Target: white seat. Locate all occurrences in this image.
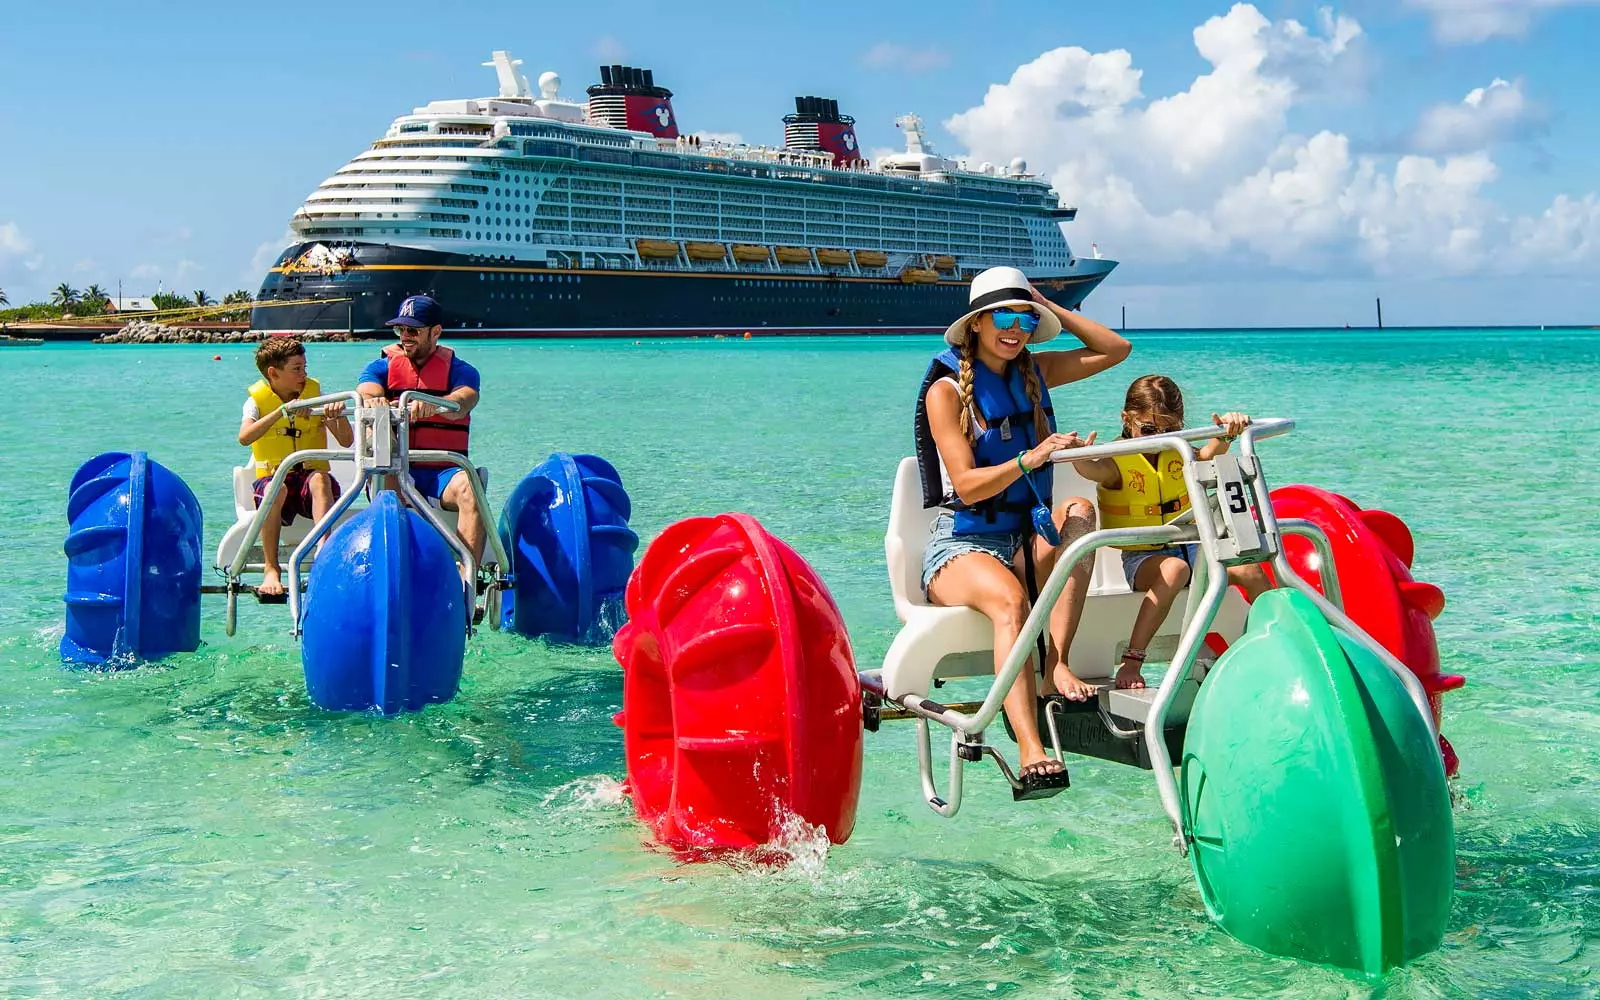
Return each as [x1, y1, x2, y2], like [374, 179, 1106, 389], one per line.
[214, 451, 363, 574]
[880, 456, 1248, 701]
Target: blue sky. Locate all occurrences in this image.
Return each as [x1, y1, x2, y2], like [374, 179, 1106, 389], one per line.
[2, 0, 1597, 326]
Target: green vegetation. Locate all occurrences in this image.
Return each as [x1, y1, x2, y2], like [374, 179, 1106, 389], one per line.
[0, 281, 258, 324]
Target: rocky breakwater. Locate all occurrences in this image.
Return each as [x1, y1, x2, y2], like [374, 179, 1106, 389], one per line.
[95, 321, 352, 344]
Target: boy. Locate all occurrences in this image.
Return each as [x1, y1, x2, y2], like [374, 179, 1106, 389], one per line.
[238, 338, 353, 598]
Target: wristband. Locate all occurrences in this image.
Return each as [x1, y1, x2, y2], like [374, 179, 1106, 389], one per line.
[278, 405, 289, 422]
[1016, 453, 1031, 474]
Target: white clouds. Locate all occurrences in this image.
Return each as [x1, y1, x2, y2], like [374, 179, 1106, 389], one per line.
[860, 42, 950, 73]
[0, 222, 43, 286]
[1403, 0, 1597, 43]
[0, 222, 30, 258]
[1412, 78, 1546, 153]
[593, 35, 627, 64]
[942, 4, 1598, 281]
[1509, 193, 1600, 268]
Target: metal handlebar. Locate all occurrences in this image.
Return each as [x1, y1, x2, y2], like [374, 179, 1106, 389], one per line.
[396, 390, 462, 415]
[281, 390, 362, 415]
[1045, 417, 1295, 466]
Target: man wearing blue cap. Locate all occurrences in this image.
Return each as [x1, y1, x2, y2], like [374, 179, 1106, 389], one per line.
[357, 295, 486, 569]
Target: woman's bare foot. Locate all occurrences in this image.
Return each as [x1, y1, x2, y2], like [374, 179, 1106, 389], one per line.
[1052, 663, 1096, 701]
[259, 566, 286, 597]
[1114, 659, 1146, 689]
[1019, 754, 1065, 778]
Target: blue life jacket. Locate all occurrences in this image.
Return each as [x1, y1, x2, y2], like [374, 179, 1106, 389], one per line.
[913, 349, 1055, 535]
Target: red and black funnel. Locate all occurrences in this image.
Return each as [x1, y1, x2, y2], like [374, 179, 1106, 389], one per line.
[784, 96, 862, 165]
[587, 64, 679, 138]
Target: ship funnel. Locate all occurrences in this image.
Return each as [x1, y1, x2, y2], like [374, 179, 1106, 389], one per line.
[783, 95, 862, 166]
[586, 64, 680, 138]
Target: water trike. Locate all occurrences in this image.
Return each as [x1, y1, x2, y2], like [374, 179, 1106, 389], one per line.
[612, 418, 1461, 974]
[61, 390, 639, 711]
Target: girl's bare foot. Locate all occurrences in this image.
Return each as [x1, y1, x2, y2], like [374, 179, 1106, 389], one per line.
[1052, 663, 1096, 701]
[259, 566, 286, 597]
[1114, 659, 1146, 689]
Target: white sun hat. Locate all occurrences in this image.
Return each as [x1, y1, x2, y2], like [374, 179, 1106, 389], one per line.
[942, 266, 1062, 347]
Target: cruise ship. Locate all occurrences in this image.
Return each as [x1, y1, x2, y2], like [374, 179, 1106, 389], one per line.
[252, 51, 1117, 337]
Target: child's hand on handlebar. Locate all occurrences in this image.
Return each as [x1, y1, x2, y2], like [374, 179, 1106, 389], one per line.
[321, 401, 347, 421]
[1211, 412, 1251, 439]
[1025, 431, 1097, 469]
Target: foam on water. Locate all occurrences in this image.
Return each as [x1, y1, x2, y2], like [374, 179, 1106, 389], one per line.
[1, 332, 1597, 997]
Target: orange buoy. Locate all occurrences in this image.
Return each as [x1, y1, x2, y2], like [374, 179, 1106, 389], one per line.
[212, 354, 222, 361]
[743, 331, 752, 339]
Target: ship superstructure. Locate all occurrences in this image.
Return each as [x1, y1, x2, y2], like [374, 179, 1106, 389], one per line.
[254, 50, 1116, 336]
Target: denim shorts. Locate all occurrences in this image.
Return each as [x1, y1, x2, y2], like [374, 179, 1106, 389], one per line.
[921, 513, 1023, 594]
[1121, 543, 1198, 588]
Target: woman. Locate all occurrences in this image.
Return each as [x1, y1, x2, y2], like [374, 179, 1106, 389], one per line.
[912, 266, 1131, 790]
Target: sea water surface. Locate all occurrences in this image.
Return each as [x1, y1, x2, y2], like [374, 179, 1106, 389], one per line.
[1, 331, 1596, 998]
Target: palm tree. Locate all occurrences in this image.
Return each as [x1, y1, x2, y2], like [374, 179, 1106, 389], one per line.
[80, 284, 110, 311]
[51, 283, 80, 306]
[192, 289, 213, 307]
[0, 287, 9, 307]
[220, 289, 253, 321]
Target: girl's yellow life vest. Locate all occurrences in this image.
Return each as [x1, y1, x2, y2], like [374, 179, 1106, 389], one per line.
[247, 377, 329, 477]
[1097, 448, 1191, 551]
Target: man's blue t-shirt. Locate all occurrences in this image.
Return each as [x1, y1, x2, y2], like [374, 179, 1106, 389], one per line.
[358, 352, 481, 394]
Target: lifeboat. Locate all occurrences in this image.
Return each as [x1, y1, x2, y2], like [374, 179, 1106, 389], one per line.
[732, 244, 771, 263]
[816, 248, 851, 267]
[775, 246, 814, 265]
[685, 242, 727, 261]
[932, 255, 957, 273]
[899, 267, 940, 284]
[635, 239, 680, 260]
[853, 250, 887, 268]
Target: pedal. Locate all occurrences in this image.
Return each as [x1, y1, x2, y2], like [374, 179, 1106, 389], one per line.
[472, 604, 485, 625]
[1013, 766, 1070, 801]
[254, 588, 289, 605]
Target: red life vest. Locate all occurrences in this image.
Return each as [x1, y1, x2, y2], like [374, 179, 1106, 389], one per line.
[382, 343, 470, 463]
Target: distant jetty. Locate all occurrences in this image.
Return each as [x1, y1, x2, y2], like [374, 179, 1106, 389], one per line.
[92, 320, 353, 345]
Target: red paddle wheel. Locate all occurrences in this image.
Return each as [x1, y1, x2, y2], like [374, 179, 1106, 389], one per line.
[1270, 485, 1464, 776]
[612, 514, 864, 851]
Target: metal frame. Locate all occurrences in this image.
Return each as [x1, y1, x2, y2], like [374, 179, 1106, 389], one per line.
[861, 418, 1444, 850]
[220, 390, 513, 639]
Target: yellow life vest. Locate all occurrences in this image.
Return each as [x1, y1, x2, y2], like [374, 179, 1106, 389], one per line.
[247, 377, 329, 477]
[1097, 448, 1191, 551]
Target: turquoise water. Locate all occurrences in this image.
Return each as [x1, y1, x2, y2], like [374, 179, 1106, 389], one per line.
[1, 331, 1596, 998]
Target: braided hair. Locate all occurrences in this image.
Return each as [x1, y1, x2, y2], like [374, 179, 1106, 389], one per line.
[957, 334, 978, 443]
[1017, 346, 1051, 441]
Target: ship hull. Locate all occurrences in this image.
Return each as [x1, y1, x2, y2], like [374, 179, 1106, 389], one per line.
[251, 243, 1117, 337]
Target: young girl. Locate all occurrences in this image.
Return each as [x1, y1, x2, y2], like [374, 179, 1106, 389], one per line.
[1070, 375, 1270, 689]
[915, 266, 1131, 792]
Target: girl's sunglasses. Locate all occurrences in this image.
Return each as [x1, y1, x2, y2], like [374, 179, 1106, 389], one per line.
[989, 308, 1040, 333]
[1136, 421, 1181, 436]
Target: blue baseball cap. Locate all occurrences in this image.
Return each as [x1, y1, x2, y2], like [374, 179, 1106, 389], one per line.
[387, 295, 442, 328]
